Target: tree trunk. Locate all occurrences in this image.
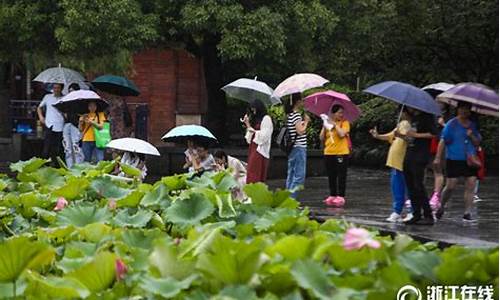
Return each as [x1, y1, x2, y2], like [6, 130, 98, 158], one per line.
[201, 36, 227, 144]
[0, 63, 10, 137]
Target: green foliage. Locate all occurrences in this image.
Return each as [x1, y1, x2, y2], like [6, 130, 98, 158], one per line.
[0, 161, 497, 298]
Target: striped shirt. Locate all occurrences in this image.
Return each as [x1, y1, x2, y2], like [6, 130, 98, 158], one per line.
[287, 112, 307, 148]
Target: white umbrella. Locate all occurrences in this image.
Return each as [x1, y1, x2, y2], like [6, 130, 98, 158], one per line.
[106, 138, 160, 156]
[272, 73, 329, 98]
[221, 78, 281, 106]
[34, 65, 87, 94]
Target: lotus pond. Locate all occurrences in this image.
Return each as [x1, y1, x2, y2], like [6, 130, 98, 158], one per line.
[0, 158, 497, 299]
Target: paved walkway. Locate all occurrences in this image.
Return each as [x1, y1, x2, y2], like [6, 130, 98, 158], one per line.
[268, 168, 498, 248]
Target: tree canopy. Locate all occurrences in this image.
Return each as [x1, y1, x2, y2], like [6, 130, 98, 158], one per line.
[0, 0, 498, 140]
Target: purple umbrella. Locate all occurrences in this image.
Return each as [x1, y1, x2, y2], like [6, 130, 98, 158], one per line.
[272, 73, 329, 98]
[436, 83, 499, 117]
[304, 90, 361, 122]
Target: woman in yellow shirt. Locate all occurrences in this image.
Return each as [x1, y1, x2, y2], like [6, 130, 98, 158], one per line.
[79, 101, 106, 163]
[320, 104, 351, 207]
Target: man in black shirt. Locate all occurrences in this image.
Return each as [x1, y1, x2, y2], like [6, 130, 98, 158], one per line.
[396, 108, 437, 225]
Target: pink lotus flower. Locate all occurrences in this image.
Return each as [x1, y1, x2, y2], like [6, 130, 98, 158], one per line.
[343, 227, 381, 250]
[174, 237, 182, 246]
[108, 199, 117, 210]
[53, 197, 68, 211]
[115, 258, 127, 281]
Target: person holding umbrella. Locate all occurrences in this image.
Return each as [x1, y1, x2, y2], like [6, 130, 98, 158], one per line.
[61, 83, 85, 167]
[363, 81, 441, 225]
[79, 101, 107, 163]
[37, 83, 65, 164]
[243, 99, 274, 183]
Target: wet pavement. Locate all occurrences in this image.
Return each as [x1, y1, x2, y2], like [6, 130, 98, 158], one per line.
[268, 168, 499, 248]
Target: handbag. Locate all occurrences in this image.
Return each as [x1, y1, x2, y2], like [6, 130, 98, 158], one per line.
[94, 122, 111, 149]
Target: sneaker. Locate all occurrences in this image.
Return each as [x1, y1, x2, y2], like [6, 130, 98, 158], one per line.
[323, 196, 336, 206]
[402, 213, 414, 222]
[462, 213, 475, 222]
[332, 196, 345, 207]
[429, 192, 441, 211]
[473, 195, 483, 203]
[403, 215, 421, 225]
[386, 212, 402, 223]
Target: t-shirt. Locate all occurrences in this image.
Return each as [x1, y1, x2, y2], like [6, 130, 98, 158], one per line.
[405, 113, 437, 162]
[441, 117, 481, 161]
[81, 112, 106, 142]
[323, 120, 350, 155]
[287, 112, 307, 148]
[39, 93, 65, 132]
[386, 120, 411, 171]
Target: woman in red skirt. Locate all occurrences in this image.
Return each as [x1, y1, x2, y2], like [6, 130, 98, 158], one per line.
[243, 99, 274, 183]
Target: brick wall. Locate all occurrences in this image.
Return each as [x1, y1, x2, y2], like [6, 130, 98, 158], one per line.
[127, 48, 207, 145]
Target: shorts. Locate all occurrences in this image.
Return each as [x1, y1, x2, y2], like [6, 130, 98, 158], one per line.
[446, 159, 477, 178]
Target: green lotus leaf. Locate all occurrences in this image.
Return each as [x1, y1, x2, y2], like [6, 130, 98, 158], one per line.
[0, 178, 8, 192]
[243, 183, 273, 207]
[161, 174, 187, 191]
[95, 160, 118, 174]
[266, 235, 312, 261]
[150, 212, 165, 229]
[435, 246, 493, 285]
[213, 171, 238, 192]
[140, 275, 197, 298]
[25, 271, 90, 299]
[18, 192, 50, 218]
[217, 285, 259, 300]
[9, 157, 49, 174]
[112, 209, 153, 228]
[30, 167, 66, 187]
[90, 177, 131, 199]
[67, 251, 117, 293]
[327, 244, 386, 271]
[56, 205, 111, 227]
[290, 259, 335, 300]
[215, 193, 237, 218]
[164, 193, 215, 226]
[398, 251, 441, 282]
[180, 222, 235, 258]
[36, 226, 76, 243]
[254, 208, 298, 233]
[196, 234, 263, 286]
[120, 228, 163, 249]
[64, 241, 98, 258]
[79, 223, 113, 242]
[0, 280, 27, 298]
[120, 163, 142, 178]
[0, 236, 55, 283]
[260, 263, 296, 296]
[149, 238, 195, 280]
[57, 256, 94, 274]
[140, 183, 171, 208]
[32, 207, 57, 223]
[116, 190, 145, 208]
[52, 177, 90, 200]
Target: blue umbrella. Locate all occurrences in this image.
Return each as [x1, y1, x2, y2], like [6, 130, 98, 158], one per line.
[363, 81, 441, 115]
[92, 74, 140, 96]
[161, 125, 217, 144]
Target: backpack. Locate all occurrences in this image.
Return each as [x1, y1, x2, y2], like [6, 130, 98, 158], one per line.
[275, 114, 296, 155]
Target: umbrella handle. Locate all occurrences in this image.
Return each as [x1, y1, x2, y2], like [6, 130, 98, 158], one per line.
[397, 104, 405, 124]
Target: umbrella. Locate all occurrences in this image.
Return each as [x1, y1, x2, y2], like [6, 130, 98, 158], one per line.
[422, 82, 455, 98]
[221, 78, 280, 106]
[304, 90, 361, 122]
[34, 66, 86, 88]
[272, 73, 329, 98]
[436, 83, 499, 117]
[92, 74, 140, 96]
[106, 138, 160, 156]
[162, 125, 218, 144]
[363, 81, 441, 115]
[53, 90, 109, 114]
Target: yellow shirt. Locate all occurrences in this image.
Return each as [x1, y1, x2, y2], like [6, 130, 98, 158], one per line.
[324, 120, 351, 155]
[81, 112, 106, 142]
[384, 120, 411, 171]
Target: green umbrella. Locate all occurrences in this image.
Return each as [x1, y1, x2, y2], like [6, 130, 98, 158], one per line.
[92, 75, 140, 96]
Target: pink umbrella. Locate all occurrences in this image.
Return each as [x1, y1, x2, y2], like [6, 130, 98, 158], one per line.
[304, 90, 361, 122]
[272, 73, 329, 98]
